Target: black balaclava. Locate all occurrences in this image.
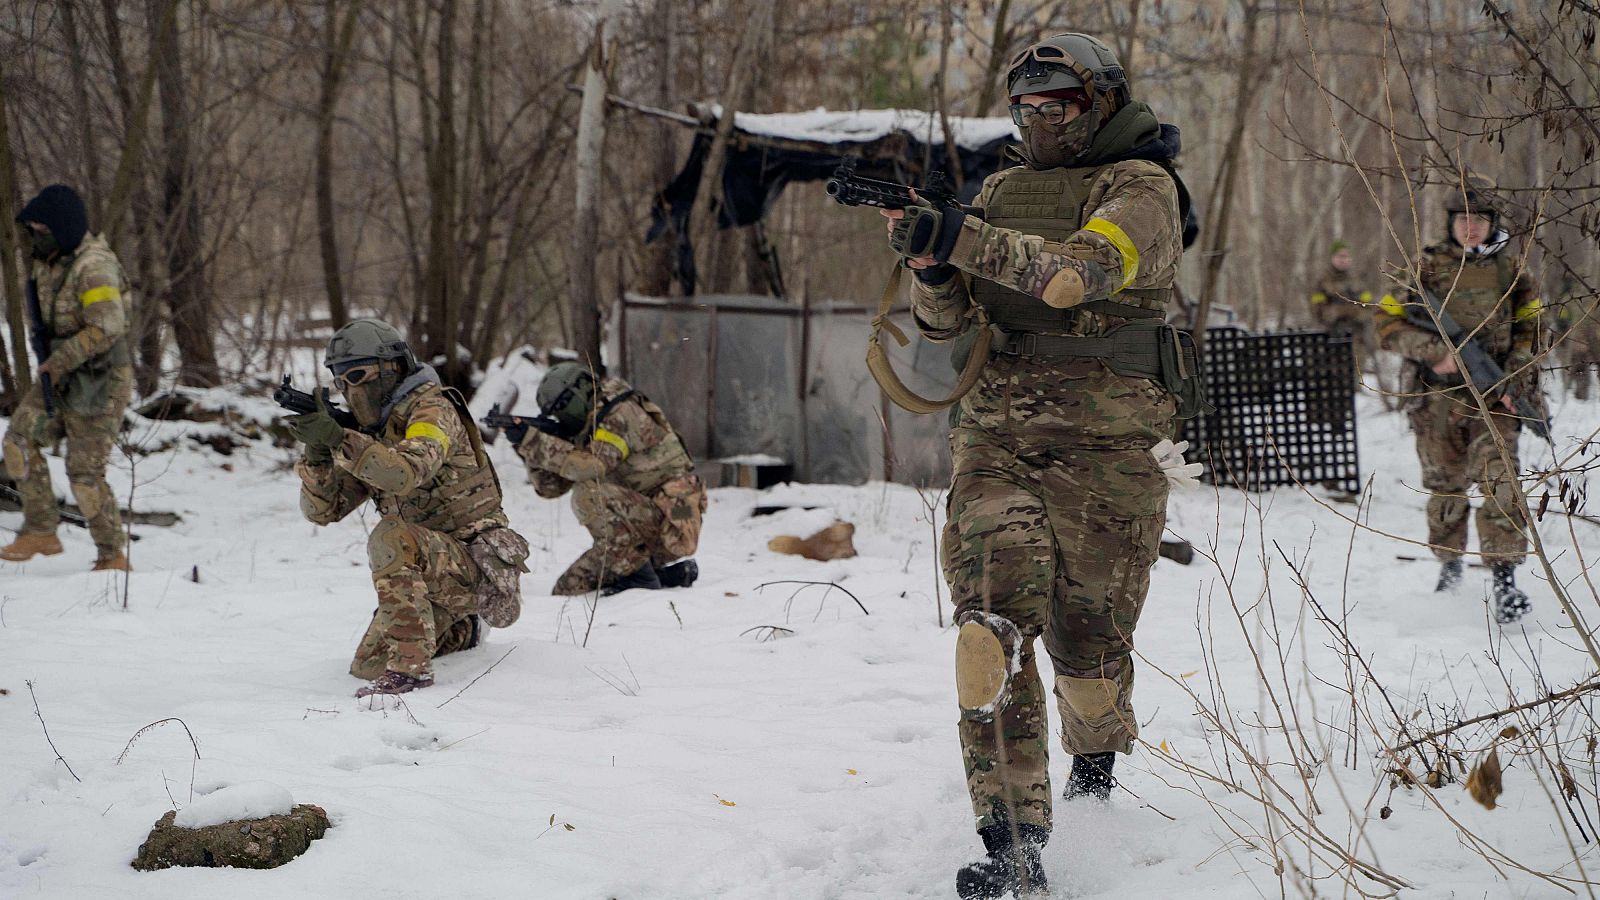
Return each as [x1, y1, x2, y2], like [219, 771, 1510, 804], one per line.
[17, 185, 88, 261]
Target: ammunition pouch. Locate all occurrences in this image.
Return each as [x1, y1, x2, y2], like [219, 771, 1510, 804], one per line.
[997, 322, 1212, 418]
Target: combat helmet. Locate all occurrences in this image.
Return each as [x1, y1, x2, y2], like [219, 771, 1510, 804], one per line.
[1444, 174, 1500, 221]
[537, 361, 597, 434]
[324, 318, 418, 427]
[1005, 34, 1130, 166]
[325, 318, 417, 371]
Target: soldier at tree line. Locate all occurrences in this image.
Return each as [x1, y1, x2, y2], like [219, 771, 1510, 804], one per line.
[1, 184, 134, 571]
[1310, 238, 1382, 369]
[508, 362, 704, 597]
[286, 318, 530, 697]
[1374, 175, 1542, 624]
[882, 32, 1201, 899]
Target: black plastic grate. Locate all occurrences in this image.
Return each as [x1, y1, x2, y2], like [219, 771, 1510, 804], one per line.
[1181, 327, 1361, 494]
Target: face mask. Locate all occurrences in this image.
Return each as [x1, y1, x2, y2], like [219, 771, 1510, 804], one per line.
[1020, 112, 1094, 169]
[338, 363, 401, 428]
[28, 230, 58, 261]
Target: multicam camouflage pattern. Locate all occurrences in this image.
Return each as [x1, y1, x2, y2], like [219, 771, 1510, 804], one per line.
[1376, 241, 1540, 567]
[515, 377, 706, 595]
[915, 160, 1182, 340]
[350, 519, 480, 679]
[1310, 265, 1373, 342]
[911, 162, 1181, 832]
[1408, 396, 1526, 565]
[297, 379, 511, 679]
[1, 233, 133, 560]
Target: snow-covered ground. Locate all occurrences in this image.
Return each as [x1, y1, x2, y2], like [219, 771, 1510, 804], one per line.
[3, 385, 1599, 899]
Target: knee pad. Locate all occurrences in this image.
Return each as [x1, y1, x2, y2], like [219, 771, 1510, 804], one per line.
[1054, 674, 1121, 721]
[69, 479, 109, 520]
[955, 612, 1022, 719]
[3, 432, 30, 479]
[1430, 494, 1469, 524]
[368, 518, 424, 578]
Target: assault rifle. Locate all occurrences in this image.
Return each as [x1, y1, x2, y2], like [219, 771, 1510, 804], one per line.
[0, 482, 88, 528]
[825, 158, 965, 213]
[479, 404, 572, 445]
[1406, 285, 1550, 440]
[272, 375, 361, 430]
[24, 279, 54, 416]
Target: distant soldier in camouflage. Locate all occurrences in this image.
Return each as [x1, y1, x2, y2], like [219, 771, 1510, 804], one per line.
[1551, 276, 1598, 400]
[2, 185, 133, 570]
[287, 319, 529, 697]
[883, 33, 1199, 899]
[510, 362, 704, 596]
[1375, 176, 1541, 623]
[1310, 239, 1381, 370]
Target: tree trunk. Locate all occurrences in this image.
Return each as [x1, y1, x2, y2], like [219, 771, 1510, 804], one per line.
[686, 0, 773, 296]
[0, 62, 24, 400]
[1191, 0, 1264, 353]
[569, 0, 626, 371]
[102, 0, 168, 396]
[974, 0, 1014, 117]
[61, 0, 104, 222]
[152, 0, 220, 386]
[637, 0, 678, 297]
[422, 0, 462, 384]
[315, 0, 362, 331]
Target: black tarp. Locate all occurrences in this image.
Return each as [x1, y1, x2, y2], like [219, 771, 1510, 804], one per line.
[649, 115, 1014, 294]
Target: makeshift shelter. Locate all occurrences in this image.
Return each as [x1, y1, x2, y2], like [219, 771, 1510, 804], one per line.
[626, 107, 1020, 486]
[649, 106, 1019, 295]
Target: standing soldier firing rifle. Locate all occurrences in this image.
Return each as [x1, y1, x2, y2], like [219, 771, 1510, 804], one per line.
[872, 33, 1204, 899]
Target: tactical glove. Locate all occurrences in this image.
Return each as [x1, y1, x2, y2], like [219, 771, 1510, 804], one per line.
[503, 421, 530, 447]
[1151, 439, 1204, 490]
[888, 201, 965, 263]
[286, 392, 346, 464]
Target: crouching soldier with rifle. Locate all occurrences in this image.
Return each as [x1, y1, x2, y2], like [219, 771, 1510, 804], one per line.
[2, 185, 133, 570]
[282, 319, 529, 697]
[1376, 175, 1544, 624]
[494, 362, 704, 596]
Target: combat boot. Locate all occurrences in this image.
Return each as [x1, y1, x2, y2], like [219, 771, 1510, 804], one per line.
[1435, 558, 1464, 592]
[92, 553, 131, 572]
[0, 531, 63, 562]
[657, 558, 699, 588]
[355, 670, 434, 698]
[1491, 564, 1530, 624]
[600, 562, 662, 596]
[956, 822, 1049, 900]
[1064, 751, 1117, 802]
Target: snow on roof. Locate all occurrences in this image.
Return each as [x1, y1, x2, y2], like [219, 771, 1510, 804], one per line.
[715, 106, 1019, 151]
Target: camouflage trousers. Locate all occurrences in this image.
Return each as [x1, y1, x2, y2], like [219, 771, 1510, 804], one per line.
[1, 379, 128, 558]
[351, 518, 481, 680]
[1408, 393, 1526, 566]
[552, 474, 706, 595]
[944, 422, 1167, 832]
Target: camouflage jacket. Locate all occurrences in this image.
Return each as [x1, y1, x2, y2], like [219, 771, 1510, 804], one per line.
[1376, 239, 1541, 367]
[910, 159, 1182, 341]
[1310, 266, 1374, 329]
[29, 233, 134, 416]
[297, 375, 510, 542]
[516, 377, 694, 499]
[907, 157, 1183, 451]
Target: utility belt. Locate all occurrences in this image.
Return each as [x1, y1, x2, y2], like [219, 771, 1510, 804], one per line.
[864, 264, 1211, 418]
[996, 323, 1211, 418]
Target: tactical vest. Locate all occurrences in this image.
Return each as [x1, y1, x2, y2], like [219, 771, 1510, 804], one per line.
[1423, 247, 1518, 356]
[375, 385, 506, 540]
[970, 165, 1170, 335]
[589, 389, 694, 496]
